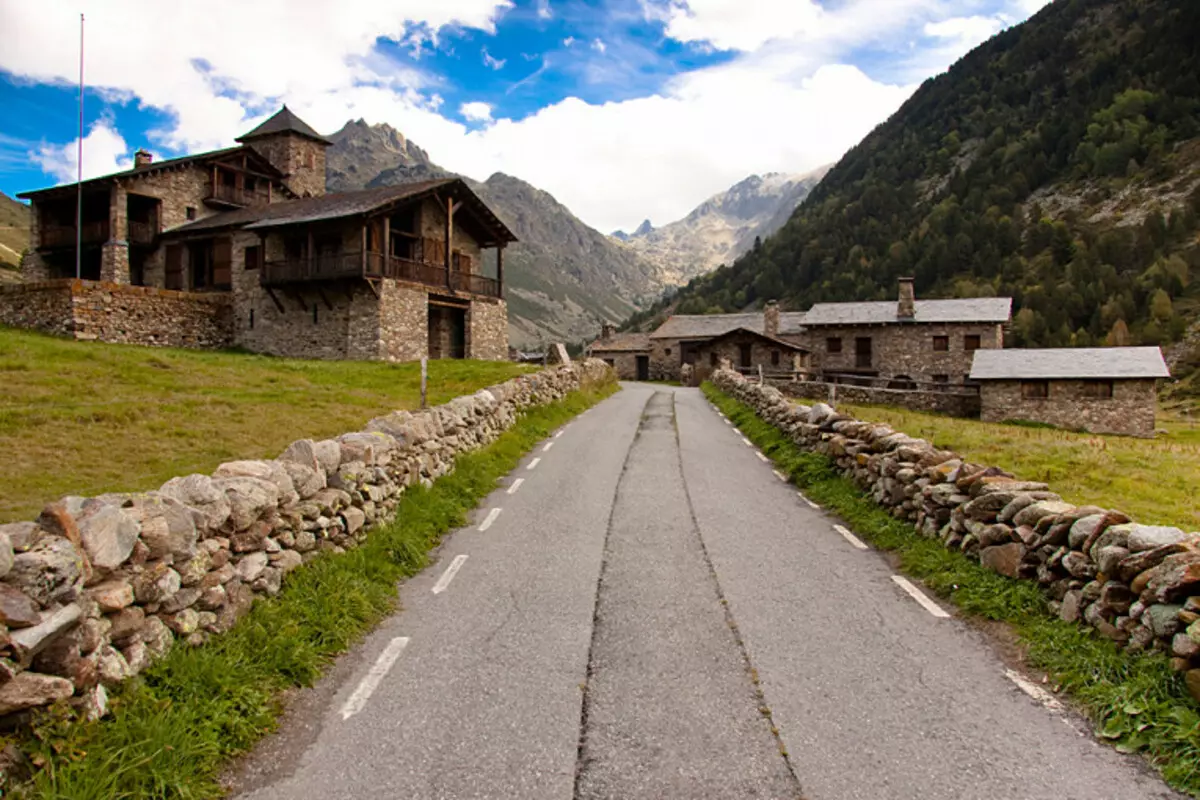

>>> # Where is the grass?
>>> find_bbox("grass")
[837,402,1200,532]
[0,328,535,524]
[703,382,1200,797]
[7,376,618,800]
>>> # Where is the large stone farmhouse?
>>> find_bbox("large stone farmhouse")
[6,107,514,361]
[591,279,1012,386]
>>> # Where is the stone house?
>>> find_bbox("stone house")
[970,347,1170,436]
[11,107,515,361]
[686,327,810,385]
[799,278,1011,387]
[631,280,1011,384]
[586,324,652,380]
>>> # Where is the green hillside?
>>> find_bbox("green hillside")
[633,0,1200,354]
[0,191,30,279]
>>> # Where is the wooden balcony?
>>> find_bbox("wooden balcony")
[205,183,270,209]
[39,220,109,249]
[261,251,502,299]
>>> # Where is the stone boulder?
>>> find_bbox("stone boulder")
[213,461,297,508]
[1011,500,1075,529]
[980,543,1026,579]
[0,584,41,628]
[0,671,74,715]
[75,501,141,573]
[1124,525,1188,553]
[160,474,232,533]
[211,476,280,531]
[4,537,86,607]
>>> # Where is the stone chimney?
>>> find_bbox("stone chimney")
[897,277,915,319]
[601,323,616,341]
[764,300,780,338]
[134,149,153,168]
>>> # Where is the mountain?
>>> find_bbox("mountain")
[328,122,667,348]
[0,192,30,280]
[642,0,1200,362]
[326,120,437,193]
[616,169,827,286]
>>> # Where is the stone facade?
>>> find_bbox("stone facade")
[0,281,233,349]
[0,360,615,723]
[712,368,1200,706]
[795,321,1003,384]
[468,299,509,360]
[691,331,807,375]
[979,379,1158,436]
[246,132,327,198]
[377,282,429,362]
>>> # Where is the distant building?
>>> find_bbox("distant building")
[586,323,651,380]
[970,347,1170,436]
[602,279,1012,384]
[7,107,514,361]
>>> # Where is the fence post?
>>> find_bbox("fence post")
[757,364,763,384]
[829,382,837,407]
[420,356,428,409]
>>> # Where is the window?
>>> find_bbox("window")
[739,344,753,368]
[665,348,672,356]
[1021,380,1049,399]
[933,335,949,352]
[964,334,981,351]
[933,374,949,384]
[826,337,842,353]
[185,206,196,221]
[312,305,319,325]
[603,358,614,368]
[771,350,780,366]
[244,245,261,271]
[855,337,872,369]
[305,151,315,169]
[709,351,718,367]
[249,309,255,330]
[1082,380,1114,399]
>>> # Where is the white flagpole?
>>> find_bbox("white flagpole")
[75,13,84,280]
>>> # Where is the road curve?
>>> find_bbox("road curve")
[232,383,1182,800]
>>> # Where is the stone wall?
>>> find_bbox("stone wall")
[468,299,508,361]
[712,368,1200,703]
[979,379,1157,437]
[0,281,233,350]
[776,379,982,418]
[592,351,644,381]
[377,282,429,362]
[0,360,615,720]
[793,322,1003,383]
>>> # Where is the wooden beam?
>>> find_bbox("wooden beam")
[316,285,333,311]
[445,195,453,289]
[307,229,314,280]
[290,289,308,312]
[361,224,368,276]
[264,286,285,314]
[364,278,380,298]
[497,243,504,299]
[383,214,390,265]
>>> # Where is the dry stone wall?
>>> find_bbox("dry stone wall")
[712,368,1200,703]
[0,360,613,722]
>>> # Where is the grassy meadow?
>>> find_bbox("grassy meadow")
[0,328,534,523]
[839,402,1200,532]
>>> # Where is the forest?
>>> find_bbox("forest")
[627,0,1200,355]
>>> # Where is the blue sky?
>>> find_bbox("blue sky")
[0,0,1049,232]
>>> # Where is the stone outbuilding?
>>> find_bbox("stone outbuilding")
[685,327,810,385]
[970,346,1170,436]
[586,324,652,380]
[9,107,515,362]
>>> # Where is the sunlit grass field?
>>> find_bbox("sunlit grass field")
[0,328,534,523]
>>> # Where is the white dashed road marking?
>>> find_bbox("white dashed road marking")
[507,478,525,495]
[741,437,753,446]
[804,499,820,510]
[479,507,502,532]
[341,637,410,720]
[833,524,869,551]
[432,554,468,595]
[543,441,555,452]
[554,428,565,438]
[527,458,541,470]
[724,419,732,426]
[773,470,788,483]
[755,452,769,463]
[1004,669,1065,713]
[890,575,950,619]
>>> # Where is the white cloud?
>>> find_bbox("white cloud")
[924,15,1003,44]
[591,39,607,53]
[460,101,493,123]
[482,47,507,70]
[563,36,576,47]
[34,118,131,184]
[537,0,552,20]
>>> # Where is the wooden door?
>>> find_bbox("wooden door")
[636,355,649,381]
[855,337,872,369]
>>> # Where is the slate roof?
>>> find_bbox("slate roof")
[167,179,518,244]
[802,297,1012,325]
[236,106,333,146]
[650,311,806,339]
[588,332,651,353]
[17,146,285,200]
[970,347,1170,380]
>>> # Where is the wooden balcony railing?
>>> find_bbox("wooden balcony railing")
[206,183,270,208]
[40,220,109,249]
[263,251,502,299]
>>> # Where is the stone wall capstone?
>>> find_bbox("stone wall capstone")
[711,368,1200,703]
[0,359,615,722]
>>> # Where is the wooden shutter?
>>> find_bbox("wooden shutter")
[459,253,472,273]
[212,238,233,289]
[165,244,183,290]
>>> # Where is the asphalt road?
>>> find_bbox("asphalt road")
[234,383,1183,800]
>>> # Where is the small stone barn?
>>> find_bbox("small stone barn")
[969,347,1170,436]
[586,324,651,380]
[687,327,810,384]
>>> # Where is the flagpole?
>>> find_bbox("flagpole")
[76,13,84,280]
